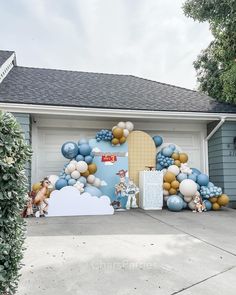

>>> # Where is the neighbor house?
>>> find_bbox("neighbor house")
[0,50,236,207]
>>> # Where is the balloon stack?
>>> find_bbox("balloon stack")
[96,121,134,146]
[53,139,104,197]
[153,135,230,212]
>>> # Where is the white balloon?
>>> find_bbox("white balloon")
[167,165,180,176]
[47,175,59,188]
[125,121,134,131]
[71,170,81,179]
[163,189,169,196]
[117,121,126,129]
[87,175,96,184]
[65,167,70,174]
[70,160,77,165]
[67,163,76,173]
[184,196,192,203]
[112,126,117,131]
[76,161,88,173]
[123,129,130,138]
[179,179,197,197]
[93,178,101,187]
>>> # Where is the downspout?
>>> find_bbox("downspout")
[204,116,226,174]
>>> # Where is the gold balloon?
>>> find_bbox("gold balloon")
[119,136,126,144]
[164,171,176,183]
[32,182,42,192]
[174,160,181,167]
[111,138,119,145]
[81,170,90,177]
[212,203,221,211]
[169,188,177,195]
[171,180,180,189]
[112,127,124,139]
[217,194,229,206]
[88,163,97,174]
[163,182,171,190]
[172,153,179,160]
[179,153,188,163]
[209,197,218,203]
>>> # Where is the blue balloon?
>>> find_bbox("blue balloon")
[153,135,163,147]
[61,141,79,159]
[167,195,184,212]
[65,175,71,180]
[188,173,197,182]
[208,182,214,188]
[191,168,201,176]
[84,185,102,197]
[203,200,212,211]
[55,179,68,190]
[78,176,87,185]
[169,144,176,151]
[78,138,88,145]
[84,155,93,164]
[79,143,92,156]
[161,147,173,157]
[197,174,209,186]
[182,201,187,209]
[156,163,163,171]
[177,173,188,182]
[68,179,76,186]
[76,154,85,161]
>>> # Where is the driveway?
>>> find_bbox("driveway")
[18,208,236,295]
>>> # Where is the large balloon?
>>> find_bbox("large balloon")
[168,165,180,176]
[119,136,126,144]
[87,174,96,184]
[125,121,134,131]
[217,194,229,206]
[153,136,163,147]
[117,121,126,129]
[179,153,188,163]
[203,200,212,211]
[112,127,124,139]
[71,170,81,179]
[177,173,188,182]
[67,163,76,173]
[84,186,102,197]
[55,179,68,190]
[88,163,97,174]
[164,171,176,183]
[179,179,197,197]
[79,144,92,156]
[197,174,209,186]
[162,146,173,157]
[78,138,88,145]
[167,195,184,212]
[76,161,88,173]
[61,142,79,159]
[84,155,93,164]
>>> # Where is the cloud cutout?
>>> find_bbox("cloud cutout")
[47,186,114,216]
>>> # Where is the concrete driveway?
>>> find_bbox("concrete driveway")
[18,208,236,295]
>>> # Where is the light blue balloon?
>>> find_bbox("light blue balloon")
[79,176,87,185]
[79,143,92,156]
[203,200,212,211]
[169,144,176,151]
[162,147,173,157]
[197,174,209,186]
[78,138,88,145]
[208,182,214,188]
[188,173,197,182]
[55,179,68,190]
[68,179,76,186]
[156,163,163,171]
[177,173,188,182]
[84,185,102,197]
[61,141,79,159]
[84,155,93,164]
[76,154,85,162]
[167,195,184,212]
[191,168,201,176]
[65,175,71,180]
[182,201,187,209]
[153,135,163,147]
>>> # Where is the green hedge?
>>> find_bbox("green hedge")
[0,112,32,294]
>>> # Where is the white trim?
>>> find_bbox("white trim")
[1,103,236,121]
[0,53,15,84]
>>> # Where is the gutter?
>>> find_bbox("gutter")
[204,116,226,174]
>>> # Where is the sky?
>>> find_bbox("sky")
[0,0,212,90]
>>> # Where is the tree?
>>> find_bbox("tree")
[183,0,236,103]
[0,112,32,294]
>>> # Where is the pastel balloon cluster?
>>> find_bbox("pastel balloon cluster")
[96,129,113,142]
[200,185,222,199]
[156,153,174,169]
[55,139,103,197]
[111,121,134,145]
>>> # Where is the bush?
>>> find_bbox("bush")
[0,112,32,294]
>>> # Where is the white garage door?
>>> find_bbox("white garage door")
[32,117,205,183]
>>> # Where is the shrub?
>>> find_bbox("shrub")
[0,111,32,294]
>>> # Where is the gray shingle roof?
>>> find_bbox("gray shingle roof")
[0,50,14,67]
[0,65,236,113]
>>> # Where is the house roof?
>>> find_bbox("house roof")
[0,60,236,114]
[0,50,14,67]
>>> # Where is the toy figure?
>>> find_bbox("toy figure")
[125,179,139,210]
[34,177,51,217]
[113,170,128,210]
[192,193,206,213]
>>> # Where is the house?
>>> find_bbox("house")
[0,50,236,208]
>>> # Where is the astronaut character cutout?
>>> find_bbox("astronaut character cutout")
[125,179,139,210]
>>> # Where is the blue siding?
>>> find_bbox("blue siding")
[208,121,236,207]
[13,113,31,186]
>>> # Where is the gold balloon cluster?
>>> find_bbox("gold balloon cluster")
[111,121,134,145]
[171,152,188,167]
[163,171,180,196]
[209,194,230,210]
[80,163,97,177]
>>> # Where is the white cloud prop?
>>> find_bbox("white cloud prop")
[47,186,114,217]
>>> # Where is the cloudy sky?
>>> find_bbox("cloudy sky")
[0,0,212,89]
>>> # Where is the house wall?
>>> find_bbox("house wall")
[208,121,236,208]
[13,113,31,185]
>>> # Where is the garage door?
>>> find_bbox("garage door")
[32,117,204,183]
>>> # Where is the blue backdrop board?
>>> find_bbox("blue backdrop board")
[89,139,128,203]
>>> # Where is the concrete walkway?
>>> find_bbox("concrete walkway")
[18,208,236,295]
